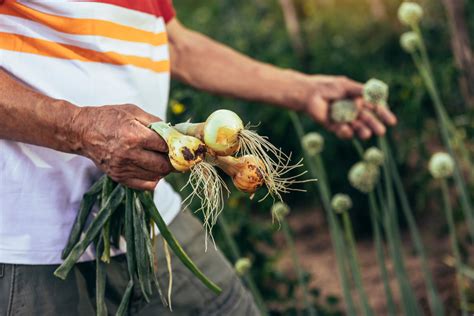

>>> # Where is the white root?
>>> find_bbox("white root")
[180,161,229,250]
[238,126,315,201]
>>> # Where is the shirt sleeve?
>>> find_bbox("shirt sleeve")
[159,0,175,23]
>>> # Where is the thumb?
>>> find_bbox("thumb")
[307,95,329,124]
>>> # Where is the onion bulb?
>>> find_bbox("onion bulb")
[174,110,243,156]
[214,155,265,194]
[175,110,312,200]
[149,122,206,172]
[150,122,227,248]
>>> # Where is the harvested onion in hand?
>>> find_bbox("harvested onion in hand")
[56,109,313,314]
[214,155,265,194]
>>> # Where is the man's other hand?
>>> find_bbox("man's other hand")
[303,75,397,139]
[71,104,173,191]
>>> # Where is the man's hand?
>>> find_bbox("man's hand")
[303,75,397,139]
[71,104,173,191]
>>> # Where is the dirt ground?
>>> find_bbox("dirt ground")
[275,205,466,315]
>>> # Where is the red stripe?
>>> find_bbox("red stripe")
[79,0,175,22]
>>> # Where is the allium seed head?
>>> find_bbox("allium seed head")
[348,162,380,193]
[271,202,290,219]
[331,100,358,123]
[398,2,424,26]
[302,132,324,156]
[331,194,353,214]
[364,147,384,167]
[234,258,252,276]
[363,79,389,106]
[429,152,455,179]
[400,31,420,53]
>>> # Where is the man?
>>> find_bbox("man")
[0,0,396,315]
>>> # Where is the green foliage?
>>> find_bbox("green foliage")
[168,0,474,314]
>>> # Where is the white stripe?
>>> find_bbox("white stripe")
[0,50,170,120]
[0,15,169,61]
[18,0,166,34]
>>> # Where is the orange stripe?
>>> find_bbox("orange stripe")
[0,1,167,46]
[0,32,170,73]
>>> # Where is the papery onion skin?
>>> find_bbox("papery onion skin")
[149,122,206,172]
[203,110,243,156]
[215,155,265,193]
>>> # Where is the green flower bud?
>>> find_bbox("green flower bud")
[235,258,252,276]
[364,147,384,166]
[398,2,423,26]
[302,132,324,156]
[363,78,389,106]
[271,202,290,220]
[348,162,380,193]
[429,152,455,179]
[400,31,420,53]
[331,99,358,123]
[331,194,353,214]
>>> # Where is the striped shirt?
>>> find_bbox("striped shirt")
[0,0,182,264]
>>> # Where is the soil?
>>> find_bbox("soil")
[274,205,467,315]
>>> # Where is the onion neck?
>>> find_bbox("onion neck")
[174,122,205,140]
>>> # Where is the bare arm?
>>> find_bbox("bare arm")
[0,69,171,190]
[167,19,397,139]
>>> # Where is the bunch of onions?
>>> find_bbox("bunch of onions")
[150,122,228,245]
[55,110,309,314]
[175,109,311,201]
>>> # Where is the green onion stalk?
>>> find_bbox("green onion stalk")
[272,202,318,316]
[332,194,374,316]
[217,215,269,316]
[362,78,427,315]
[429,152,468,315]
[290,112,357,315]
[398,2,474,242]
[348,156,421,315]
[386,145,444,315]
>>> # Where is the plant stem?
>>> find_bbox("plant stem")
[281,219,318,316]
[289,111,357,315]
[374,183,420,315]
[387,147,445,315]
[410,43,474,243]
[440,180,468,316]
[340,211,374,316]
[368,193,397,316]
[217,216,269,316]
[138,191,222,295]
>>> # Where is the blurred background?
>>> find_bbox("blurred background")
[166,0,474,315]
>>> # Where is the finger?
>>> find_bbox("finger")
[375,105,398,126]
[120,104,162,126]
[122,178,159,191]
[343,78,363,98]
[351,120,372,139]
[355,97,374,111]
[121,166,163,182]
[326,123,354,139]
[130,150,174,175]
[307,95,329,124]
[360,110,386,136]
[140,126,169,152]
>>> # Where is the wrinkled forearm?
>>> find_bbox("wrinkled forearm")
[167,19,311,111]
[0,69,81,153]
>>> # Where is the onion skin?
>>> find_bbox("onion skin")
[174,110,244,156]
[215,155,265,193]
[149,122,206,172]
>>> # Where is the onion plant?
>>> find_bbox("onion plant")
[429,152,468,315]
[332,194,374,316]
[398,1,474,242]
[290,112,357,315]
[272,202,317,316]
